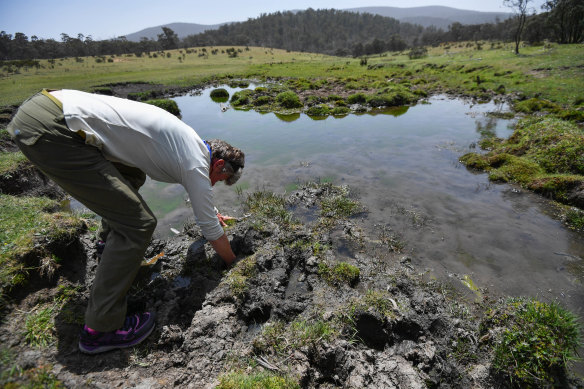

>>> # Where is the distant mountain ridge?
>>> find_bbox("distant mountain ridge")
[123,22,225,42]
[347,6,511,29]
[122,5,513,41]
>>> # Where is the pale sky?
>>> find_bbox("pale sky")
[1,0,547,41]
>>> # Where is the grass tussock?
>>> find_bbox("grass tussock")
[480,298,582,387]
[253,319,338,356]
[244,191,295,226]
[223,255,257,298]
[318,262,360,287]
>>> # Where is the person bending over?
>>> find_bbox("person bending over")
[7,89,245,354]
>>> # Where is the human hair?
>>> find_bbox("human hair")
[206,139,245,185]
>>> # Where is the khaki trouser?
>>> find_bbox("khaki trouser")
[7,91,156,332]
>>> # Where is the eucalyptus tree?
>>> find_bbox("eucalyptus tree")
[504,0,534,54]
[543,0,584,43]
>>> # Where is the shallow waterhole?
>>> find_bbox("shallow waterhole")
[131,85,584,319]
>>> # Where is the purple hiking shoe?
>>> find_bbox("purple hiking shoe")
[79,312,155,354]
[96,240,106,259]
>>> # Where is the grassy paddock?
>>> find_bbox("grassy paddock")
[1,43,582,107]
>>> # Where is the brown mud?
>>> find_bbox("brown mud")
[0,170,583,388]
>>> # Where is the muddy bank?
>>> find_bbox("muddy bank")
[0,182,582,388]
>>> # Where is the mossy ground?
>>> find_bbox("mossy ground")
[0,194,85,306]
[461,116,584,227]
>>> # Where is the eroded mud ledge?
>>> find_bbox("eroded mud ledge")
[1,180,582,388]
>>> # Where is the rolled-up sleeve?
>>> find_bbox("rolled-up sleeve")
[183,167,224,241]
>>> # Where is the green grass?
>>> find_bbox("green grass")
[2,43,582,109]
[482,298,582,386]
[318,262,360,287]
[0,47,331,107]
[23,284,81,348]
[460,116,584,209]
[253,318,338,356]
[222,255,257,298]
[217,371,300,389]
[0,151,28,176]
[24,305,56,347]
[0,194,84,306]
[244,191,295,226]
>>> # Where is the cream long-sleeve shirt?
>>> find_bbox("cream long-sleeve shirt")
[50,89,224,241]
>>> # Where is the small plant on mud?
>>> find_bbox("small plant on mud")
[0,348,21,383]
[245,191,295,226]
[565,208,584,230]
[223,255,257,298]
[217,370,300,389]
[24,305,56,348]
[23,284,81,347]
[450,336,479,364]
[253,318,338,356]
[318,262,360,287]
[320,190,360,219]
[349,290,398,319]
[481,298,582,387]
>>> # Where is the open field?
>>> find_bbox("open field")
[1,43,583,107]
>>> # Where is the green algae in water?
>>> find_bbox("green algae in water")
[461,274,483,301]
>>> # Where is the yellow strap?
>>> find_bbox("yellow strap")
[41,89,63,111]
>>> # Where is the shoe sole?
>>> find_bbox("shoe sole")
[78,322,155,354]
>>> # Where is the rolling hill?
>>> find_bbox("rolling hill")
[122,5,513,41]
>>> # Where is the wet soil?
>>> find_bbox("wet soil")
[1,180,583,388]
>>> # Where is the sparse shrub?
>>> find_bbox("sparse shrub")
[275,91,303,109]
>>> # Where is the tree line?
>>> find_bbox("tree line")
[1,1,581,61]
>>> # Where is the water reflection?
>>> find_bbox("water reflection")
[139,86,583,320]
[274,112,300,122]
